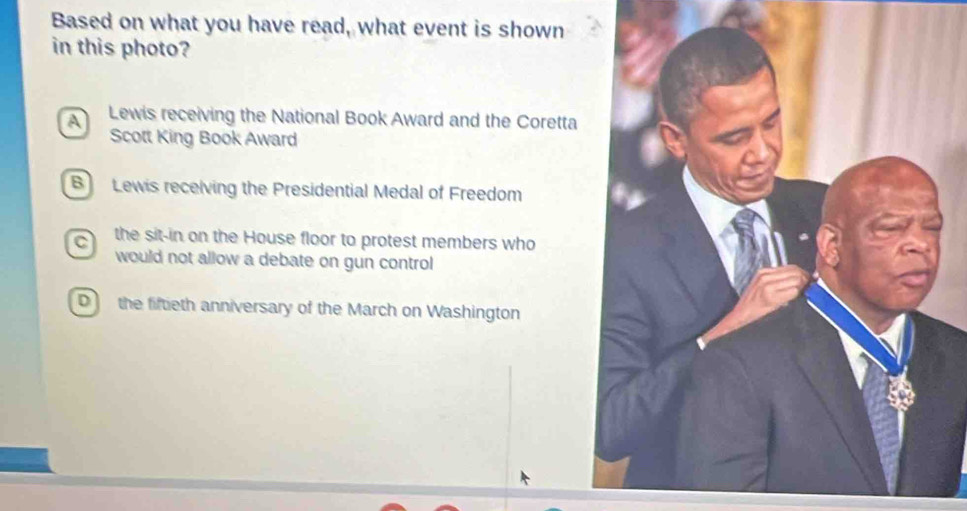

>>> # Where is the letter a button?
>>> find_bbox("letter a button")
[58,107,89,139]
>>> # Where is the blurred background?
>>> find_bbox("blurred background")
[600,0,967,488]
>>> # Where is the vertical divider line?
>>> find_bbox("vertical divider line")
[503,365,513,510]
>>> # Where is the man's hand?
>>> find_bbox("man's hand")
[703,265,811,344]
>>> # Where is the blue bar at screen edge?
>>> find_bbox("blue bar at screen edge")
[1,0,966,499]
[0,448,48,473]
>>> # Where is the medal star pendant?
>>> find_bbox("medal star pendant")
[888,375,916,412]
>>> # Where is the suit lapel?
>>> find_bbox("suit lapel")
[656,176,816,312]
[897,313,944,494]
[792,301,889,494]
[654,179,736,315]
[767,184,816,271]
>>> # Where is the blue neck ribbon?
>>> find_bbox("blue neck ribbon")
[805,282,914,377]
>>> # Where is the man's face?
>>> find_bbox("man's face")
[681,67,782,204]
[838,172,942,316]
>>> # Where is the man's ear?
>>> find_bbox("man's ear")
[658,120,687,161]
[816,224,841,268]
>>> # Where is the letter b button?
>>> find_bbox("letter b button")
[62,169,92,200]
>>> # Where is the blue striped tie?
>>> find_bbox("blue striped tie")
[732,208,769,294]
[862,354,900,495]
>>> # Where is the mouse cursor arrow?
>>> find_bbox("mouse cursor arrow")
[520,470,530,485]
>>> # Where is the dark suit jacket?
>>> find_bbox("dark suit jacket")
[596,176,827,488]
[676,298,967,496]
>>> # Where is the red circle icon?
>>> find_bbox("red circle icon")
[434,506,460,511]
[381,503,407,511]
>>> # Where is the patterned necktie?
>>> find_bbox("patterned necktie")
[731,208,769,294]
[862,353,900,495]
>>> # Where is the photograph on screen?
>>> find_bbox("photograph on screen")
[595,0,967,498]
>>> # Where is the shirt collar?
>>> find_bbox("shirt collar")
[682,165,773,239]
[815,278,907,357]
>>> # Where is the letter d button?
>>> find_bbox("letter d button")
[68,287,99,317]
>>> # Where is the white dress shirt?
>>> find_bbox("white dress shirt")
[808,279,907,439]
[682,165,784,285]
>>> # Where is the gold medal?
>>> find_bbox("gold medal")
[888,374,916,412]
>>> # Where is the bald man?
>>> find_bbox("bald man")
[675,157,967,496]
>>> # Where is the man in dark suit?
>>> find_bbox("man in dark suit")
[676,157,967,496]
[595,27,827,488]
